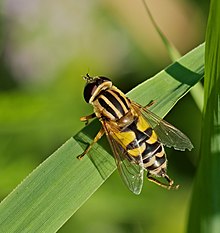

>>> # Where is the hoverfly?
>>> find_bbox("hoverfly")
[77,74,193,194]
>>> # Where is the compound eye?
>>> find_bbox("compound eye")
[83,82,97,103]
[83,75,112,103]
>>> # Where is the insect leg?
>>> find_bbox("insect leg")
[80,113,96,125]
[147,172,179,190]
[77,127,105,160]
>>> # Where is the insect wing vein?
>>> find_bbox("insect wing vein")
[132,102,193,151]
[102,121,144,195]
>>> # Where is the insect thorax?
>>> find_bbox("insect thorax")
[92,86,132,122]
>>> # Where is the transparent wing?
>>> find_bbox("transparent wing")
[102,121,144,195]
[132,102,194,151]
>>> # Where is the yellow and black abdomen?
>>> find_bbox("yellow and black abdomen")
[121,115,167,176]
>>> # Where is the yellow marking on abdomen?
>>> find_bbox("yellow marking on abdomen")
[136,115,150,132]
[155,147,164,158]
[144,156,156,167]
[128,143,146,157]
[146,130,158,144]
[113,131,136,148]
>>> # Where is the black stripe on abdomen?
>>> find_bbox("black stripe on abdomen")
[125,120,149,150]
[146,154,166,170]
[144,128,153,137]
[127,119,149,142]
[142,141,161,159]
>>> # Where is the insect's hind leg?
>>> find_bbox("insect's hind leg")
[147,172,179,190]
[77,127,105,160]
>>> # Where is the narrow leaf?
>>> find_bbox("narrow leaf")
[141,0,204,112]
[0,43,204,233]
[187,1,220,232]
[141,0,181,61]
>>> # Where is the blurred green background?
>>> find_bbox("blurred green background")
[0,0,208,233]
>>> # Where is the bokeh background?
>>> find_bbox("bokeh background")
[0,0,209,232]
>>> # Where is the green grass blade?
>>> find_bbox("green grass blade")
[141,0,181,61]
[189,82,204,112]
[187,1,220,232]
[141,0,204,112]
[0,43,204,233]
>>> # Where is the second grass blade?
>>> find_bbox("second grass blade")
[187,0,220,232]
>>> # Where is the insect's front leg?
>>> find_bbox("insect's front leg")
[80,113,96,125]
[77,127,105,160]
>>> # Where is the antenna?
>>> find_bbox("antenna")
[83,73,94,83]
